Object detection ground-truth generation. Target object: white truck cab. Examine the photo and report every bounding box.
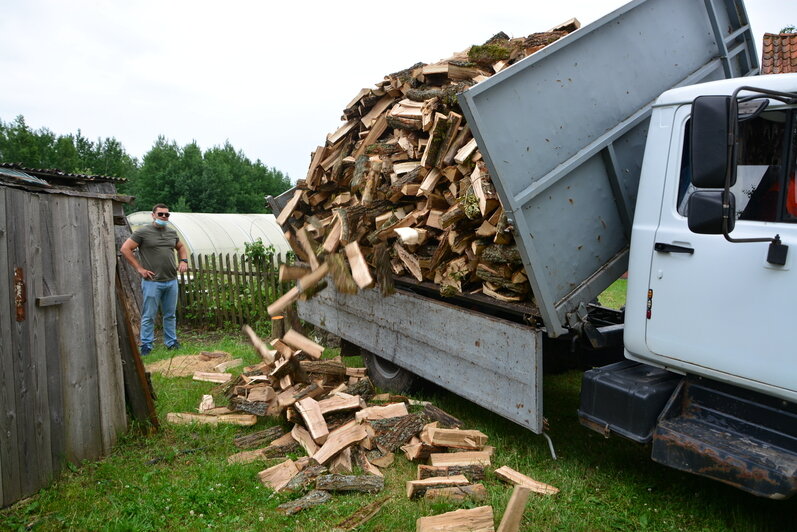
[626,74,797,404]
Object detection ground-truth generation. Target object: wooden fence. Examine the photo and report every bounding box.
[177,252,290,327]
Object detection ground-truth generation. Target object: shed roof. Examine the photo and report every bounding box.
[0,162,126,187]
[762,33,797,74]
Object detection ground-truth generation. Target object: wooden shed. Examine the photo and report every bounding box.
[0,164,155,508]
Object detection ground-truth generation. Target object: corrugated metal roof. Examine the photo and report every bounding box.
[762,33,797,74]
[0,166,51,187]
[0,162,127,185]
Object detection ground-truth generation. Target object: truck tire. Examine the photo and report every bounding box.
[362,350,418,394]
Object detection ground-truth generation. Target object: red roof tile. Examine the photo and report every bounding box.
[762,33,797,74]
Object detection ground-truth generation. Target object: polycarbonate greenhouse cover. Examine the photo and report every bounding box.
[458,0,758,336]
[126,212,291,258]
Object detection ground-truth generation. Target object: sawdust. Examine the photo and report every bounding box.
[145,353,232,378]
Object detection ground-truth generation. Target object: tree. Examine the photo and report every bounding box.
[0,115,292,213]
[780,26,796,34]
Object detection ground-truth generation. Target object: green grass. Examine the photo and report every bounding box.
[598,278,627,309]
[2,320,795,531]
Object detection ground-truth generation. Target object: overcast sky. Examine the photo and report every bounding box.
[0,0,792,182]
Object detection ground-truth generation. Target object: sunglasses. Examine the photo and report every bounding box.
[155,212,170,218]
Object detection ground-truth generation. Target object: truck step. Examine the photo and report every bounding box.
[651,378,797,499]
[578,360,681,443]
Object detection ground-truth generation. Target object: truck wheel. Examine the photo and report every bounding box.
[362,350,418,394]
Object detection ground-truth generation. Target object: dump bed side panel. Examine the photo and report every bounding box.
[298,286,544,432]
[458,0,758,336]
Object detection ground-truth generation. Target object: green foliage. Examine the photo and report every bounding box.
[0,115,293,215]
[780,25,796,34]
[132,138,291,214]
[0,115,139,188]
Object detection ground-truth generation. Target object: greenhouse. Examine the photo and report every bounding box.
[126,211,290,258]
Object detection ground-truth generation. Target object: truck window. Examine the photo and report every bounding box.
[677,108,795,223]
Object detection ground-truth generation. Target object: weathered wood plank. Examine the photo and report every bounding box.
[0,186,22,505]
[8,189,44,498]
[89,198,126,453]
[38,196,64,484]
[59,196,103,462]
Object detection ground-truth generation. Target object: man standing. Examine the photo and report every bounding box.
[120,204,189,356]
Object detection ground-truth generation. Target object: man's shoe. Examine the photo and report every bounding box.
[167,342,181,351]
[140,345,152,356]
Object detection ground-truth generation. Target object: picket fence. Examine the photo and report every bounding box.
[177,252,290,327]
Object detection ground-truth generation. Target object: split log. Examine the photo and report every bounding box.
[315,474,384,493]
[295,398,329,444]
[422,404,463,428]
[429,451,491,467]
[496,485,531,532]
[276,490,332,516]
[416,506,495,532]
[267,262,330,317]
[233,426,285,449]
[354,447,383,477]
[192,372,232,384]
[313,420,368,464]
[283,464,329,492]
[401,437,444,462]
[372,413,428,452]
[318,393,365,415]
[282,329,324,360]
[241,325,277,365]
[332,495,390,531]
[427,427,488,450]
[166,412,256,426]
[214,358,243,373]
[493,465,559,495]
[329,446,353,474]
[198,394,215,413]
[418,464,485,482]
[355,402,409,422]
[258,459,299,492]
[425,483,488,503]
[228,396,269,417]
[300,360,347,381]
[406,475,470,499]
[291,424,320,456]
[227,448,270,465]
[262,433,302,459]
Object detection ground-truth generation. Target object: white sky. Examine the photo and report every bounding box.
[0,0,792,182]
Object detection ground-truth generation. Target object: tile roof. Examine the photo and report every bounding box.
[762,33,797,74]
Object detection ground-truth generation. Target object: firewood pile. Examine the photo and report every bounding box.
[168,325,559,530]
[272,23,579,314]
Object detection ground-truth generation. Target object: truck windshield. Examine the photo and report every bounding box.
[677,107,797,222]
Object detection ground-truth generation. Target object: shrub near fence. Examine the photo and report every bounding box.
[177,252,290,327]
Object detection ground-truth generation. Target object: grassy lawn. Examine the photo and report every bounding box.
[2,289,795,530]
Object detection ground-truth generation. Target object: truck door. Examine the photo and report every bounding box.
[646,105,797,397]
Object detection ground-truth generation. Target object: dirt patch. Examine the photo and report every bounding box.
[145,353,232,377]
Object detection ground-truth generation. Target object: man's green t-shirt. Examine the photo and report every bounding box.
[131,224,180,281]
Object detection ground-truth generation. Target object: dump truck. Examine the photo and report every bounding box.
[271,0,797,498]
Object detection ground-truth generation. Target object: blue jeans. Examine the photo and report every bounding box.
[140,279,179,349]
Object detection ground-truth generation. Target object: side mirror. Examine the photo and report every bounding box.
[688,191,735,234]
[690,96,735,189]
